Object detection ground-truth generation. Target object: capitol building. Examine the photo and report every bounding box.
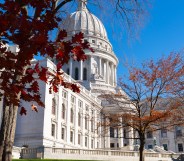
[7,0,184,159]
[14,0,132,151]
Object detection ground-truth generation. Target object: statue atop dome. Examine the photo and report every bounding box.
[77,0,87,11]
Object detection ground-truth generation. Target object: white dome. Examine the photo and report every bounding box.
[63,5,108,39]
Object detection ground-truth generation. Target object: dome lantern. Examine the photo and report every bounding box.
[77,0,87,11]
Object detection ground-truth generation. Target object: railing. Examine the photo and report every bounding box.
[21,147,184,160]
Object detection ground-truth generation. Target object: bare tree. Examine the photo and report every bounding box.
[99,53,184,161]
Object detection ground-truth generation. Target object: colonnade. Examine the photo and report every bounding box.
[68,56,117,86]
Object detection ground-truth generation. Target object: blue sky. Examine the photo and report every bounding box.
[93,0,184,77]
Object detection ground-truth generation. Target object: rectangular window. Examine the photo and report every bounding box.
[62,91,67,99]
[71,95,75,104]
[178,143,183,152]
[147,131,153,138]
[110,143,115,148]
[78,100,83,108]
[51,124,55,137]
[161,129,167,138]
[91,139,94,149]
[110,127,114,138]
[61,127,65,140]
[176,126,182,137]
[97,142,99,148]
[163,144,168,151]
[85,137,88,147]
[78,134,81,145]
[70,131,73,143]
[148,145,153,149]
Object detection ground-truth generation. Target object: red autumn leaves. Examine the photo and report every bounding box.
[0,0,93,115]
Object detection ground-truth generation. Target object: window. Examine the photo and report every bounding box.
[71,95,75,104]
[75,67,79,80]
[99,42,102,45]
[70,131,73,142]
[178,143,183,152]
[52,98,56,115]
[61,103,65,119]
[62,91,67,99]
[85,116,88,129]
[78,134,81,145]
[91,139,94,149]
[163,144,168,151]
[70,109,74,123]
[97,142,99,148]
[92,40,95,44]
[51,124,55,137]
[85,105,89,111]
[78,113,81,126]
[79,100,83,108]
[123,129,127,138]
[110,143,115,148]
[147,131,153,138]
[66,68,70,75]
[161,129,167,138]
[85,137,88,147]
[84,39,88,43]
[117,143,119,148]
[91,118,94,132]
[110,127,114,138]
[61,127,65,140]
[148,145,153,149]
[176,126,182,137]
[83,68,87,80]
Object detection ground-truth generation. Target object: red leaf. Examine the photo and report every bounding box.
[39,67,47,82]
[34,63,40,73]
[31,104,38,112]
[56,49,64,60]
[71,84,80,93]
[57,30,67,41]
[31,81,39,92]
[72,32,84,43]
[20,107,27,115]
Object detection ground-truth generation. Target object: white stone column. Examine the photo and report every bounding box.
[80,60,83,81]
[106,60,109,84]
[99,57,102,76]
[66,92,71,143]
[88,56,92,80]
[110,63,113,86]
[129,127,134,150]
[114,65,117,86]
[119,127,124,148]
[69,59,73,77]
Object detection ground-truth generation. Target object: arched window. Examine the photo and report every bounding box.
[83,68,87,80]
[75,67,79,80]
[78,113,81,126]
[52,98,56,115]
[70,108,74,123]
[62,103,65,119]
[85,116,88,130]
[66,68,70,75]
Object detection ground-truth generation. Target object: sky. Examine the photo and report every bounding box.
[93,0,184,77]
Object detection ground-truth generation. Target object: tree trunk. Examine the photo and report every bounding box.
[139,134,145,161]
[0,97,18,161]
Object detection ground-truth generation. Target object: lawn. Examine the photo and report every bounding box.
[13,159,95,161]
